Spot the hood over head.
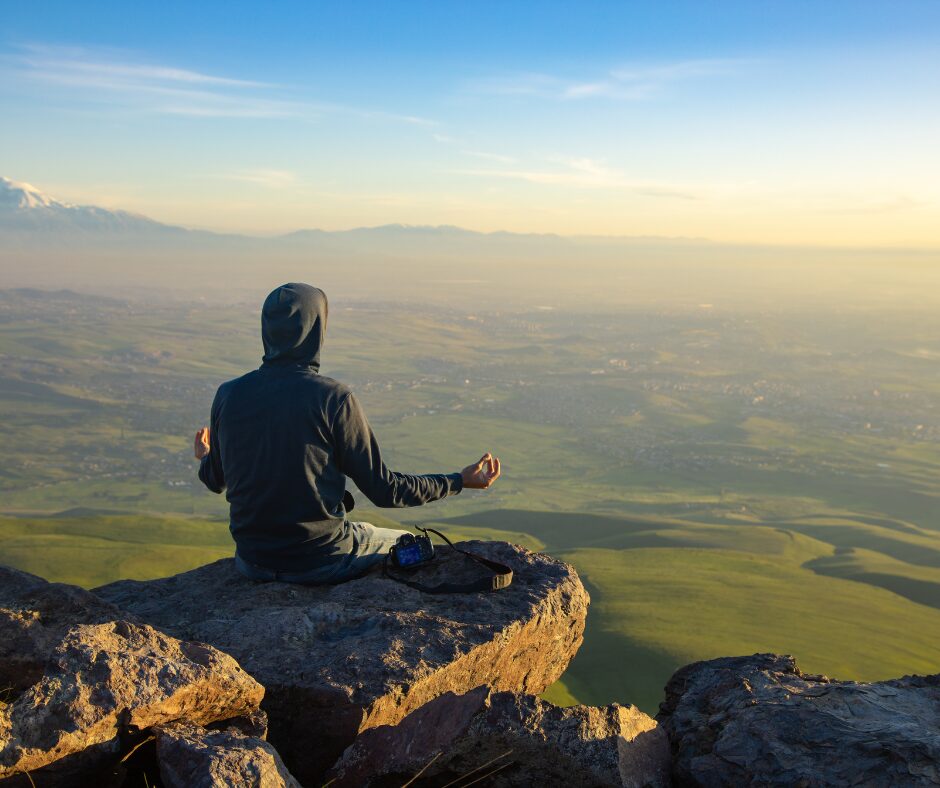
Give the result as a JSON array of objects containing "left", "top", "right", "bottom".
[{"left": 261, "top": 283, "right": 328, "bottom": 370}]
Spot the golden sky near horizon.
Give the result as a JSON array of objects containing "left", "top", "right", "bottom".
[{"left": 3, "top": 4, "right": 939, "bottom": 248}]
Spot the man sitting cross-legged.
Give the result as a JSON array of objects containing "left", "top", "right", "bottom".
[{"left": 194, "top": 282, "right": 500, "bottom": 584}]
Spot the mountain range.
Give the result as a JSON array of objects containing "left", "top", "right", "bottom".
[
  {"left": 0, "top": 177, "right": 192, "bottom": 236},
  {"left": 1, "top": 176, "right": 934, "bottom": 307},
  {"left": 0, "top": 176, "right": 696, "bottom": 248}
]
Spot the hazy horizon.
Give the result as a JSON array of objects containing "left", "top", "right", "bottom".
[{"left": 3, "top": 1, "right": 940, "bottom": 246}]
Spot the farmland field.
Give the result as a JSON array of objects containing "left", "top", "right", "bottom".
[{"left": 1, "top": 287, "right": 938, "bottom": 713}]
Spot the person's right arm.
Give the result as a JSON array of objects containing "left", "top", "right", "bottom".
[
  {"left": 195, "top": 389, "right": 225, "bottom": 494},
  {"left": 333, "top": 392, "right": 499, "bottom": 507}
]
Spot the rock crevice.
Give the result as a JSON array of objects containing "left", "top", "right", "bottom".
[
  {"left": 0, "top": 565, "right": 264, "bottom": 783},
  {"left": 327, "top": 685, "right": 671, "bottom": 787},
  {"left": 94, "top": 541, "right": 590, "bottom": 784}
]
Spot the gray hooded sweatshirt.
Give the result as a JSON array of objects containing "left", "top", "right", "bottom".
[{"left": 198, "top": 283, "right": 462, "bottom": 571}]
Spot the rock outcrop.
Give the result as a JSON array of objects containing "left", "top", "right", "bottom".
[
  {"left": 0, "top": 565, "right": 132, "bottom": 695},
  {"left": 0, "top": 565, "right": 264, "bottom": 783},
  {"left": 95, "top": 541, "right": 589, "bottom": 784},
  {"left": 155, "top": 719, "right": 301, "bottom": 788},
  {"left": 657, "top": 653, "right": 940, "bottom": 787},
  {"left": 328, "top": 685, "right": 671, "bottom": 787},
  {"left": 10, "top": 553, "right": 940, "bottom": 786}
]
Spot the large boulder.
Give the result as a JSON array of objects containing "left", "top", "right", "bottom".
[
  {"left": 0, "top": 565, "right": 131, "bottom": 696},
  {"left": 657, "top": 653, "right": 940, "bottom": 786},
  {"left": 155, "top": 719, "right": 301, "bottom": 788},
  {"left": 328, "top": 685, "right": 671, "bottom": 787},
  {"left": 95, "top": 541, "right": 589, "bottom": 784},
  {"left": 0, "top": 565, "right": 264, "bottom": 783}
]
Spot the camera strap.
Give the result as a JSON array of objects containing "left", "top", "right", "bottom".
[{"left": 383, "top": 526, "right": 513, "bottom": 594}]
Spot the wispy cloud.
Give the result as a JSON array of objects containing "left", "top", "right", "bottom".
[
  {"left": 468, "top": 58, "right": 749, "bottom": 101},
  {"left": 451, "top": 155, "right": 699, "bottom": 199},
  {"left": 15, "top": 43, "right": 271, "bottom": 88},
  {"left": 223, "top": 169, "right": 297, "bottom": 189},
  {"left": 3, "top": 43, "right": 435, "bottom": 123},
  {"left": 461, "top": 149, "right": 517, "bottom": 164},
  {"left": 358, "top": 109, "right": 436, "bottom": 127},
  {"left": 4, "top": 43, "right": 292, "bottom": 118}
]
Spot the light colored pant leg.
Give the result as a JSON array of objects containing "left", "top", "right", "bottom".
[{"left": 331, "top": 522, "right": 409, "bottom": 582}]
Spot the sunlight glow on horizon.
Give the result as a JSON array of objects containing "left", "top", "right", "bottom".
[{"left": 2, "top": 2, "right": 939, "bottom": 247}]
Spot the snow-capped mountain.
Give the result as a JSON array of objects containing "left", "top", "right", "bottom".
[
  {"left": 0, "top": 176, "right": 701, "bottom": 265},
  {"left": 0, "top": 177, "right": 65, "bottom": 210},
  {"left": 0, "top": 177, "right": 182, "bottom": 236}
]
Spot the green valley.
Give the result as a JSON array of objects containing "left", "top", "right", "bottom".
[{"left": 1, "top": 287, "right": 938, "bottom": 714}]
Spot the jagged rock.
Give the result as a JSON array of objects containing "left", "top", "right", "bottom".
[
  {"left": 207, "top": 708, "right": 270, "bottom": 740},
  {"left": 657, "top": 653, "right": 940, "bottom": 787},
  {"left": 0, "top": 565, "right": 132, "bottom": 696},
  {"left": 0, "top": 565, "right": 264, "bottom": 782},
  {"left": 156, "top": 719, "right": 301, "bottom": 788},
  {"left": 328, "top": 685, "right": 671, "bottom": 787},
  {"left": 95, "top": 541, "right": 589, "bottom": 785}
]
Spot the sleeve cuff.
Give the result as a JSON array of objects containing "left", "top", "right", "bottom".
[{"left": 448, "top": 472, "right": 464, "bottom": 495}]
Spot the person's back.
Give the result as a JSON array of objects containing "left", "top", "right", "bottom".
[
  {"left": 195, "top": 283, "right": 500, "bottom": 583},
  {"left": 201, "top": 364, "right": 354, "bottom": 570}
]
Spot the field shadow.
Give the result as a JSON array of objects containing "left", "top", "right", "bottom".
[
  {"left": 805, "top": 553, "right": 940, "bottom": 610},
  {"left": 558, "top": 577, "right": 681, "bottom": 715}
]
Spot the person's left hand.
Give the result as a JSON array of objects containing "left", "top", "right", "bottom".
[
  {"left": 461, "top": 452, "right": 501, "bottom": 489},
  {"left": 194, "top": 427, "right": 211, "bottom": 460}
]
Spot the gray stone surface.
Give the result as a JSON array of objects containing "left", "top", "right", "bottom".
[
  {"left": 95, "top": 541, "right": 589, "bottom": 785},
  {"left": 657, "top": 653, "right": 940, "bottom": 787},
  {"left": 328, "top": 685, "right": 670, "bottom": 787},
  {"left": 0, "top": 565, "right": 131, "bottom": 698},
  {"left": 156, "top": 719, "right": 301, "bottom": 788},
  {"left": 0, "top": 564, "right": 264, "bottom": 782}
]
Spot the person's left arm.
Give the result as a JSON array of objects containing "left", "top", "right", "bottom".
[{"left": 333, "top": 391, "right": 461, "bottom": 507}]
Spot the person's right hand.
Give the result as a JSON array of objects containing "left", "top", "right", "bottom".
[
  {"left": 194, "top": 427, "right": 211, "bottom": 460},
  {"left": 461, "top": 452, "right": 501, "bottom": 489}
]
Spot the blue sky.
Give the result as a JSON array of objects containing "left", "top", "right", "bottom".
[{"left": 2, "top": 1, "right": 939, "bottom": 244}]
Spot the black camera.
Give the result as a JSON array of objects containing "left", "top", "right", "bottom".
[{"left": 389, "top": 532, "right": 435, "bottom": 569}]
